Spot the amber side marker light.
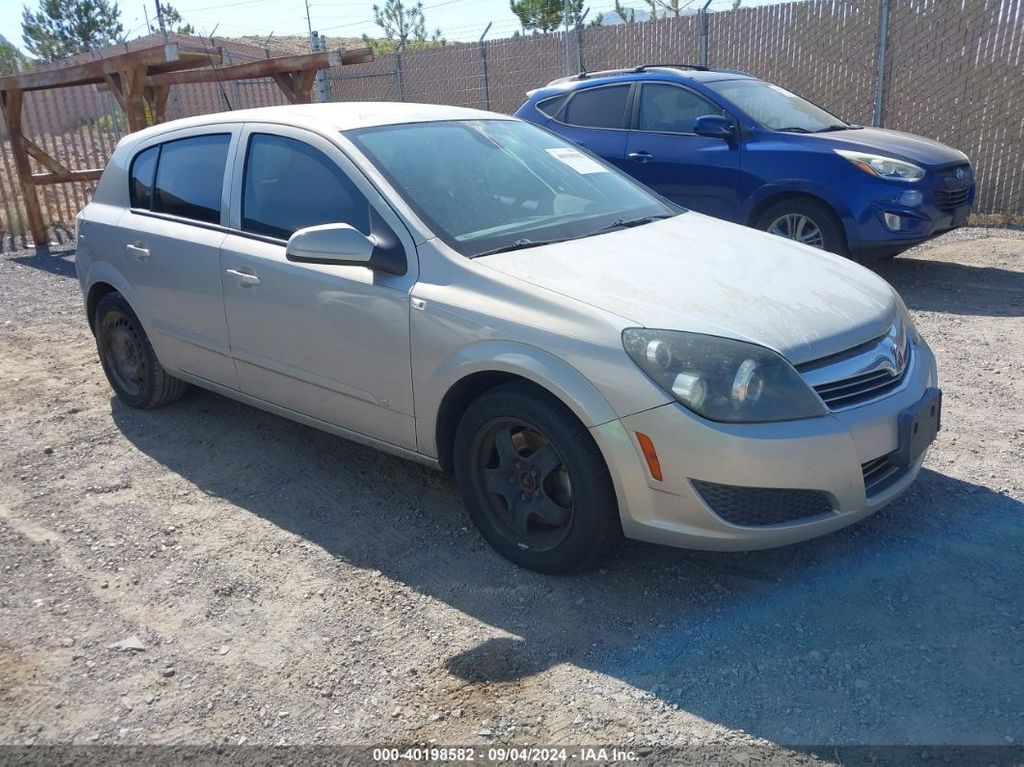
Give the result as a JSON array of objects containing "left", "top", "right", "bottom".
[{"left": 635, "top": 432, "right": 663, "bottom": 481}]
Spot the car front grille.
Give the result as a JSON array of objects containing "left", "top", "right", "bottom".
[
  {"left": 691, "top": 480, "right": 834, "bottom": 527},
  {"left": 934, "top": 164, "right": 972, "bottom": 211},
  {"left": 862, "top": 452, "right": 908, "bottom": 497},
  {"left": 934, "top": 186, "right": 971, "bottom": 211},
  {"left": 799, "top": 321, "right": 911, "bottom": 411},
  {"left": 812, "top": 358, "right": 909, "bottom": 410}
]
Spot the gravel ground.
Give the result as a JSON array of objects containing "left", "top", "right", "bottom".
[{"left": 0, "top": 228, "right": 1022, "bottom": 762}]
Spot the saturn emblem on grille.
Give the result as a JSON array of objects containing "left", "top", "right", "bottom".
[{"left": 892, "top": 340, "right": 907, "bottom": 371}]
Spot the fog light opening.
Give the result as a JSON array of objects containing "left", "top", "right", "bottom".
[
  {"left": 884, "top": 212, "right": 902, "bottom": 231},
  {"left": 635, "top": 432, "right": 663, "bottom": 482}
]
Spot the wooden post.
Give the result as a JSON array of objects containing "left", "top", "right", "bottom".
[{"left": 0, "top": 88, "right": 47, "bottom": 246}]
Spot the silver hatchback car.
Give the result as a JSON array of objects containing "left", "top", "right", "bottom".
[{"left": 76, "top": 103, "right": 941, "bottom": 572}]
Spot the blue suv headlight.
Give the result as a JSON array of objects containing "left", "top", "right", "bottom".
[{"left": 835, "top": 149, "right": 925, "bottom": 182}]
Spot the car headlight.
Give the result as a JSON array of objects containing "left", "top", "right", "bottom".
[
  {"left": 622, "top": 329, "right": 827, "bottom": 423},
  {"left": 835, "top": 149, "right": 925, "bottom": 182},
  {"left": 893, "top": 291, "right": 921, "bottom": 344}
]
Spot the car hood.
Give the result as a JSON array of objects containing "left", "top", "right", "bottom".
[
  {"left": 478, "top": 213, "right": 899, "bottom": 366},
  {"left": 823, "top": 127, "right": 969, "bottom": 168}
]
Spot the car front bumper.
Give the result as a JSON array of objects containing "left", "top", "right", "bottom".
[
  {"left": 845, "top": 167, "right": 975, "bottom": 256},
  {"left": 590, "top": 340, "right": 939, "bottom": 551}
]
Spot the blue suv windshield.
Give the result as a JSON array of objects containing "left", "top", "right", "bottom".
[
  {"left": 349, "top": 119, "right": 677, "bottom": 257},
  {"left": 706, "top": 79, "right": 848, "bottom": 133}
]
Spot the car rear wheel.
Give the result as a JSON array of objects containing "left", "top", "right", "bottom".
[
  {"left": 453, "top": 381, "right": 619, "bottom": 573},
  {"left": 755, "top": 198, "right": 848, "bottom": 257},
  {"left": 94, "top": 292, "right": 188, "bottom": 409}
]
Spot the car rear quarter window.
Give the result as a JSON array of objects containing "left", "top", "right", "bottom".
[
  {"left": 152, "top": 134, "right": 231, "bottom": 224},
  {"left": 129, "top": 145, "right": 159, "bottom": 209},
  {"left": 637, "top": 83, "right": 724, "bottom": 134},
  {"left": 537, "top": 93, "right": 569, "bottom": 119},
  {"left": 562, "top": 85, "right": 630, "bottom": 129},
  {"left": 241, "top": 133, "right": 370, "bottom": 240}
]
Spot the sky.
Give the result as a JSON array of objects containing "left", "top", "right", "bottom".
[{"left": 0, "top": 0, "right": 754, "bottom": 53}]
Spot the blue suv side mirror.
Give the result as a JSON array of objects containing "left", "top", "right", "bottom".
[{"left": 694, "top": 115, "right": 735, "bottom": 139}]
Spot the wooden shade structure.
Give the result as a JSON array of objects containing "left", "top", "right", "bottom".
[{"left": 0, "top": 41, "right": 372, "bottom": 245}]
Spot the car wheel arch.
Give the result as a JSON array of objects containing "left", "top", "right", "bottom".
[{"left": 426, "top": 346, "right": 620, "bottom": 474}]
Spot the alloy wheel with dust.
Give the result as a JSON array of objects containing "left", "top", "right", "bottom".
[{"left": 767, "top": 213, "right": 825, "bottom": 249}]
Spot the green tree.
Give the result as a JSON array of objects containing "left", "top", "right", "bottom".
[
  {"left": 362, "top": 0, "right": 444, "bottom": 54},
  {"left": 21, "top": 0, "right": 124, "bottom": 61},
  {"left": 0, "top": 34, "right": 30, "bottom": 74},
  {"left": 151, "top": 3, "right": 195, "bottom": 35},
  {"left": 645, "top": 0, "right": 691, "bottom": 18},
  {"left": 614, "top": 0, "right": 637, "bottom": 24},
  {"left": 509, "top": 0, "right": 563, "bottom": 34}
]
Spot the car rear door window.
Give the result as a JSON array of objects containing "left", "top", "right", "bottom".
[
  {"left": 241, "top": 133, "right": 371, "bottom": 240},
  {"left": 562, "top": 85, "right": 630, "bottom": 129},
  {"left": 152, "top": 134, "right": 231, "bottom": 224},
  {"left": 129, "top": 145, "right": 159, "bottom": 209},
  {"left": 637, "top": 83, "right": 724, "bottom": 134}
]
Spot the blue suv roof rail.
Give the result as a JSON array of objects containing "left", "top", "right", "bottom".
[{"left": 544, "top": 63, "right": 750, "bottom": 88}]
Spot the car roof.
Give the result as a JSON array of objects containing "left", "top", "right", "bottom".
[
  {"left": 127, "top": 102, "right": 511, "bottom": 142},
  {"left": 529, "top": 66, "right": 754, "bottom": 98}
]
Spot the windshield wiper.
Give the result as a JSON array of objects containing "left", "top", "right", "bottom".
[
  {"left": 815, "top": 124, "right": 853, "bottom": 132},
  {"left": 472, "top": 237, "right": 573, "bottom": 258},
  {"left": 594, "top": 214, "right": 674, "bottom": 234}
]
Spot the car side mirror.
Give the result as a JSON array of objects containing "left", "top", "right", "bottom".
[
  {"left": 286, "top": 221, "right": 406, "bottom": 275},
  {"left": 694, "top": 115, "right": 735, "bottom": 140}
]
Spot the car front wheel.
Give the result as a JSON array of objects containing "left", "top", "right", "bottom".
[
  {"left": 755, "top": 198, "right": 848, "bottom": 257},
  {"left": 453, "top": 381, "right": 619, "bottom": 573}
]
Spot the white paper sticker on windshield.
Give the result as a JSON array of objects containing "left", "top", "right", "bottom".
[{"left": 546, "top": 147, "right": 608, "bottom": 174}]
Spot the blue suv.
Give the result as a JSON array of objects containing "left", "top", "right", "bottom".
[{"left": 515, "top": 65, "right": 974, "bottom": 260}]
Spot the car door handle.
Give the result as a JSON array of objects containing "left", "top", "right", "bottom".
[
  {"left": 628, "top": 151, "right": 654, "bottom": 163},
  {"left": 225, "top": 268, "right": 260, "bottom": 287},
  {"left": 126, "top": 242, "right": 150, "bottom": 261}
]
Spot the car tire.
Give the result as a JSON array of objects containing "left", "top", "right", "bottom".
[
  {"left": 755, "top": 198, "right": 848, "bottom": 257},
  {"left": 94, "top": 292, "right": 188, "bottom": 409},
  {"left": 453, "top": 381, "right": 619, "bottom": 573}
]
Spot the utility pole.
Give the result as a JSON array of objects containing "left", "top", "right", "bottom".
[
  {"left": 143, "top": 2, "right": 151, "bottom": 34},
  {"left": 154, "top": 0, "right": 168, "bottom": 40},
  {"left": 305, "top": 0, "right": 314, "bottom": 51}
]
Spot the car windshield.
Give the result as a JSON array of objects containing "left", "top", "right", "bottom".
[
  {"left": 347, "top": 119, "right": 678, "bottom": 257},
  {"left": 706, "top": 79, "right": 848, "bottom": 133}
]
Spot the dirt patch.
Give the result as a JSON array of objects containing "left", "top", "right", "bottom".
[{"left": 0, "top": 229, "right": 1022, "bottom": 758}]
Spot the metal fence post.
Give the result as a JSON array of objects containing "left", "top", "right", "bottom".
[
  {"left": 310, "top": 31, "right": 331, "bottom": 102},
  {"left": 478, "top": 23, "right": 492, "bottom": 111},
  {"left": 873, "top": 0, "right": 891, "bottom": 127},
  {"left": 395, "top": 50, "right": 404, "bottom": 101},
  {"left": 698, "top": 0, "right": 713, "bottom": 67}
]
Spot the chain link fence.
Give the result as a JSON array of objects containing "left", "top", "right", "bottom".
[{"left": 1, "top": 0, "right": 1022, "bottom": 249}]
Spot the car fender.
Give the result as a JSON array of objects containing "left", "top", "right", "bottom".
[
  {"left": 739, "top": 180, "right": 855, "bottom": 231},
  {"left": 416, "top": 340, "right": 621, "bottom": 458},
  {"left": 80, "top": 260, "right": 145, "bottom": 330}
]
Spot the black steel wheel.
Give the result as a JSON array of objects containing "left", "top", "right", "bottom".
[
  {"left": 453, "top": 381, "right": 619, "bottom": 572},
  {"left": 94, "top": 292, "right": 188, "bottom": 409}
]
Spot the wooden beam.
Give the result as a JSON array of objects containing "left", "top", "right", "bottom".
[
  {"left": 0, "top": 89, "right": 47, "bottom": 245},
  {"left": 32, "top": 169, "right": 104, "bottom": 185},
  {"left": 143, "top": 48, "right": 370, "bottom": 88},
  {"left": 0, "top": 43, "right": 218, "bottom": 93}
]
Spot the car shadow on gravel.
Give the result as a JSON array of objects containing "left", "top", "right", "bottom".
[
  {"left": 875, "top": 257, "right": 1024, "bottom": 317},
  {"left": 110, "top": 391, "right": 1023, "bottom": 746}
]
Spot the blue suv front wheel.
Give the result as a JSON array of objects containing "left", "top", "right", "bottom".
[{"left": 753, "top": 198, "right": 848, "bottom": 258}]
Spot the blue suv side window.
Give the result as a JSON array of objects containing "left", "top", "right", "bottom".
[
  {"left": 637, "top": 83, "right": 723, "bottom": 134},
  {"left": 562, "top": 85, "right": 630, "bottom": 129}
]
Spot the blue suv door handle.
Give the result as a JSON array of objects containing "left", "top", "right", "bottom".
[{"left": 628, "top": 151, "right": 654, "bottom": 163}]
